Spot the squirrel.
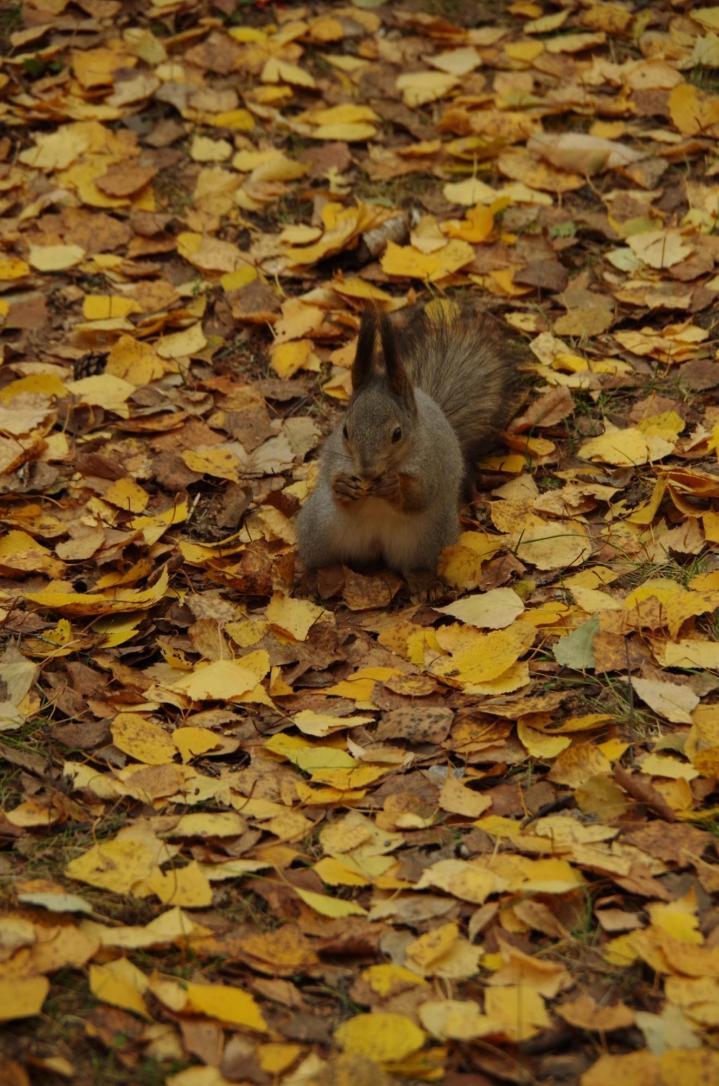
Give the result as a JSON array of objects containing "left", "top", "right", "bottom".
[{"left": 296, "top": 301, "right": 520, "bottom": 575}]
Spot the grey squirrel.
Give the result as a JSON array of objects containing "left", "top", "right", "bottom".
[{"left": 296, "top": 302, "right": 520, "bottom": 575}]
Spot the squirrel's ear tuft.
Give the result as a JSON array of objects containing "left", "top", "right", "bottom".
[
  {"left": 351, "top": 307, "right": 377, "bottom": 393},
  {"left": 379, "top": 311, "right": 414, "bottom": 409}
]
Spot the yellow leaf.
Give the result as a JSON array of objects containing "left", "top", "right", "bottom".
[
  {"left": 258, "top": 1043, "right": 303, "bottom": 1075},
  {"left": 381, "top": 239, "right": 475, "bottom": 282},
  {"left": 66, "top": 832, "right": 163, "bottom": 894},
  {"left": 323, "top": 665, "right": 398, "bottom": 703},
  {"left": 582, "top": 1050, "right": 659, "bottom": 1086},
  {"left": 306, "top": 103, "right": 380, "bottom": 137},
  {"left": 182, "top": 446, "right": 241, "bottom": 482},
  {"left": 437, "top": 529, "right": 506, "bottom": 588},
  {"left": 0, "top": 374, "right": 67, "bottom": 402},
  {"left": 631, "top": 677, "right": 699, "bottom": 724},
  {"left": 511, "top": 517, "right": 591, "bottom": 570},
  {"left": 72, "top": 46, "right": 128, "bottom": 88},
  {"left": 103, "top": 477, "right": 149, "bottom": 513},
  {"left": 19, "top": 124, "right": 94, "bottom": 170},
  {"left": 694, "top": 7, "right": 719, "bottom": 31},
  {"left": 285, "top": 203, "right": 381, "bottom": 266},
  {"left": 294, "top": 745, "right": 356, "bottom": 774},
  {"left": 0, "top": 529, "right": 64, "bottom": 579},
  {"left": 294, "top": 886, "right": 367, "bottom": 917},
  {"left": 17, "top": 883, "right": 92, "bottom": 914},
  {"left": 648, "top": 890, "right": 702, "bottom": 945},
  {"left": 517, "top": 722, "right": 571, "bottom": 759},
  {"left": 29, "top": 244, "right": 85, "bottom": 271},
  {"left": 250, "top": 155, "right": 307, "bottom": 183},
  {"left": 416, "top": 859, "right": 506, "bottom": 903},
  {"left": 169, "top": 812, "right": 246, "bottom": 838},
  {"left": 579, "top": 424, "right": 675, "bottom": 466},
  {"left": 234, "top": 148, "right": 293, "bottom": 172},
  {"left": 147, "top": 861, "right": 213, "bottom": 908},
  {"left": 25, "top": 566, "right": 168, "bottom": 616},
  {"left": 304, "top": 104, "right": 379, "bottom": 126},
  {"left": 544, "top": 712, "right": 614, "bottom": 734},
  {"left": 396, "top": 70, "right": 459, "bottom": 107},
  {"left": 545, "top": 31, "right": 606, "bottom": 54},
  {"left": 640, "top": 753, "right": 698, "bottom": 781},
  {"left": 292, "top": 710, "right": 374, "bottom": 737},
  {"left": 361, "top": 963, "right": 427, "bottom": 997},
  {"left": 279, "top": 224, "right": 321, "bottom": 244},
  {"left": 444, "top": 204, "right": 494, "bottom": 243},
  {"left": 173, "top": 726, "right": 221, "bottom": 762},
  {"left": 313, "top": 857, "right": 371, "bottom": 887},
  {"left": 445, "top": 178, "right": 502, "bottom": 208},
  {"left": 220, "top": 265, "right": 257, "bottom": 291},
  {"left": 186, "top": 982, "right": 267, "bottom": 1031},
  {"left": 405, "top": 922, "right": 478, "bottom": 978},
  {"left": 335, "top": 1012, "right": 426, "bottom": 1062},
  {"left": 314, "top": 119, "right": 379, "bottom": 139},
  {"left": 209, "top": 108, "right": 255, "bottom": 131},
  {"left": 549, "top": 743, "right": 611, "bottom": 788},
  {"left": 628, "top": 230, "right": 692, "bottom": 270},
  {"left": 659, "top": 1048, "right": 719, "bottom": 1086},
  {"left": 191, "top": 135, "right": 233, "bottom": 162},
  {"left": 5, "top": 799, "right": 57, "bottom": 827},
  {"left": 89, "top": 958, "right": 149, "bottom": 1018},
  {"left": 431, "top": 620, "right": 536, "bottom": 686},
  {"left": 438, "top": 776, "right": 491, "bottom": 818},
  {"left": 155, "top": 322, "right": 207, "bottom": 359},
  {"left": 261, "top": 57, "right": 316, "bottom": 88},
  {"left": 0, "top": 976, "right": 49, "bottom": 1022},
  {"left": 67, "top": 373, "right": 135, "bottom": 418},
  {"left": 419, "top": 999, "right": 494, "bottom": 1040},
  {"left": 177, "top": 233, "right": 246, "bottom": 274},
  {"left": 525, "top": 9, "right": 570, "bottom": 32},
  {"left": 107, "top": 335, "right": 166, "bottom": 385},
  {"left": 436, "top": 588, "right": 524, "bottom": 628},
  {"left": 130, "top": 500, "right": 188, "bottom": 544},
  {"left": 83, "top": 294, "right": 140, "bottom": 319},
  {"left": 430, "top": 45, "right": 482, "bottom": 75},
  {"left": 557, "top": 992, "right": 634, "bottom": 1032},
  {"left": 654, "top": 639, "right": 719, "bottom": 670},
  {"left": 270, "top": 339, "right": 320, "bottom": 377},
  {"left": 505, "top": 40, "right": 544, "bottom": 61},
  {"left": 168, "top": 655, "right": 269, "bottom": 701},
  {"left": 669, "top": 81, "right": 719, "bottom": 135},
  {"left": 463, "top": 660, "right": 530, "bottom": 696},
  {"left": 266, "top": 592, "right": 326, "bottom": 640},
  {"left": 332, "top": 277, "right": 395, "bottom": 302},
  {"left": 484, "top": 986, "right": 549, "bottom": 1041},
  {"left": 111, "top": 712, "right": 176, "bottom": 765},
  {"left": 0, "top": 255, "right": 31, "bottom": 280}
]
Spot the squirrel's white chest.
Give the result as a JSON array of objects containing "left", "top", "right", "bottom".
[{"left": 334, "top": 498, "right": 420, "bottom": 568}]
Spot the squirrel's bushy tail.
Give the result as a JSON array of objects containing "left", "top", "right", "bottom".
[{"left": 397, "top": 302, "right": 522, "bottom": 459}]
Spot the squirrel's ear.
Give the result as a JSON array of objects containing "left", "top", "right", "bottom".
[
  {"left": 379, "top": 311, "right": 414, "bottom": 408},
  {"left": 351, "top": 307, "right": 377, "bottom": 393}
]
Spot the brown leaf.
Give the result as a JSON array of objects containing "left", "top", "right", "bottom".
[{"left": 96, "top": 162, "right": 159, "bottom": 198}]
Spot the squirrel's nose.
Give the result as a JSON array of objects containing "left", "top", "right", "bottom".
[{"left": 354, "top": 455, "right": 379, "bottom": 480}]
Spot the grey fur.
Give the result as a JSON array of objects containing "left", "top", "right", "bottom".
[
  {"left": 296, "top": 304, "right": 517, "bottom": 574},
  {"left": 399, "top": 304, "right": 520, "bottom": 457}
]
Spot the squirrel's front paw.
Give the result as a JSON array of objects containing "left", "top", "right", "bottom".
[
  {"left": 332, "top": 472, "right": 366, "bottom": 505},
  {"left": 370, "top": 472, "right": 401, "bottom": 503}
]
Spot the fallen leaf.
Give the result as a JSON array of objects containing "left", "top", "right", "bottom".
[
  {"left": 335, "top": 1012, "right": 426, "bottom": 1062},
  {"left": 631, "top": 678, "right": 699, "bottom": 724}
]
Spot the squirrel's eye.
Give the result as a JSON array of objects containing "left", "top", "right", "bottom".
[
  {"left": 342, "top": 423, "right": 349, "bottom": 440},
  {"left": 391, "top": 426, "right": 402, "bottom": 443}
]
